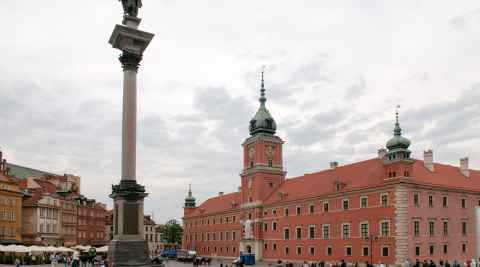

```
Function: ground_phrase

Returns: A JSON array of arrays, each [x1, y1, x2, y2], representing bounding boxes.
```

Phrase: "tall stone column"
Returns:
[[107, 2, 154, 267]]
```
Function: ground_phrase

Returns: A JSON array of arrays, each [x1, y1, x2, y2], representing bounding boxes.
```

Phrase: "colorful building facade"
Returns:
[[76, 196, 107, 246], [0, 152, 23, 244], [182, 78, 480, 265]]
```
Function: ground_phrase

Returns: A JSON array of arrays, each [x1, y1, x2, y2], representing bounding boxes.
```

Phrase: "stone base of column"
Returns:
[[109, 239, 150, 267]]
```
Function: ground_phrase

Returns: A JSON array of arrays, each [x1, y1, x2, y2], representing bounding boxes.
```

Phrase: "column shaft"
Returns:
[[121, 69, 137, 181]]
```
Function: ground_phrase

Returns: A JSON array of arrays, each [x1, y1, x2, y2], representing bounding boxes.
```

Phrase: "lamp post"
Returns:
[[365, 234, 378, 265]]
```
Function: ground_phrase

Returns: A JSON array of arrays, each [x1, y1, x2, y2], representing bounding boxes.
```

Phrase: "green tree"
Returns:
[[161, 219, 183, 247]]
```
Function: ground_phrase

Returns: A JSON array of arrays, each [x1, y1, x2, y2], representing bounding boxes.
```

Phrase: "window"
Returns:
[[414, 221, 420, 237], [462, 244, 466, 254], [429, 245, 434, 256], [345, 246, 352, 256], [342, 223, 350, 239], [323, 224, 330, 239], [268, 159, 273, 167], [272, 209, 277, 216], [428, 195, 433, 207], [382, 246, 389, 257], [343, 199, 349, 210], [362, 246, 369, 256], [284, 228, 290, 240], [443, 196, 448, 208], [381, 221, 390, 237], [296, 206, 301, 215], [232, 231, 236, 240], [296, 246, 302, 255], [273, 243, 277, 250], [284, 208, 289, 217], [264, 223, 267, 231], [443, 244, 448, 254], [309, 225, 315, 239], [309, 204, 315, 214], [443, 221, 449, 236], [285, 246, 289, 255], [429, 221, 435, 236], [296, 226, 302, 239], [264, 244, 267, 251], [309, 246, 315, 256], [323, 202, 329, 212], [381, 194, 388, 207], [462, 221, 467, 236], [272, 221, 277, 231], [461, 198, 466, 209], [326, 246, 332, 256], [360, 222, 369, 239], [414, 193, 419, 207], [360, 196, 368, 208], [415, 246, 420, 257]]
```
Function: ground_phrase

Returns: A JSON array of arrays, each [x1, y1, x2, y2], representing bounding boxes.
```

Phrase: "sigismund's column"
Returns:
[[108, 1, 154, 266]]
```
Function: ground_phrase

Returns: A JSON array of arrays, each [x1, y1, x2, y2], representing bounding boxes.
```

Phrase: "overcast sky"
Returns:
[[1, 0, 480, 223]]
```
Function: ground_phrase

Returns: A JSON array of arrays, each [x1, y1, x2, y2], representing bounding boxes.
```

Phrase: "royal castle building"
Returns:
[[182, 76, 480, 265]]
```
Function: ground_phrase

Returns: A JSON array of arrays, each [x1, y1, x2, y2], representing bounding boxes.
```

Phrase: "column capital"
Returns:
[[110, 180, 148, 201], [119, 51, 143, 71]]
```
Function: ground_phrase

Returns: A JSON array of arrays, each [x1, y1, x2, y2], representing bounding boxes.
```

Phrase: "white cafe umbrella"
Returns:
[[14, 245, 30, 253], [96, 246, 108, 253]]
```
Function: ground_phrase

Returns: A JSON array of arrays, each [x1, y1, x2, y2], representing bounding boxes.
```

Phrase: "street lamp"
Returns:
[[364, 235, 378, 265]]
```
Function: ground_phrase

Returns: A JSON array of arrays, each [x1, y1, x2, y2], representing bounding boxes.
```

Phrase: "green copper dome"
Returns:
[[386, 112, 411, 150], [249, 71, 277, 136], [184, 185, 196, 208]]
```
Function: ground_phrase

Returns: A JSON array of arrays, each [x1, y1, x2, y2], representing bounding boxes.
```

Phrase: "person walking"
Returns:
[[340, 260, 347, 267], [15, 258, 21, 267], [430, 260, 437, 267]]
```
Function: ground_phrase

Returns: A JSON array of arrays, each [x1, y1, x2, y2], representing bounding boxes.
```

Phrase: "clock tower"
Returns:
[[239, 70, 286, 259]]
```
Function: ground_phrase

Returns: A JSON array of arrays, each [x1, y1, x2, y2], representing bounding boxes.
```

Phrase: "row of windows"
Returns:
[[0, 209, 16, 222], [265, 194, 390, 218], [39, 223, 57, 233], [0, 196, 17, 206], [282, 221, 390, 240], [414, 243, 468, 257], [78, 231, 104, 239], [413, 193, 478, 209], [413, 220, 468, 237], [197, 245, 238, 254], [185, 215, 237, 228], [184, 231, 239, 242], [0, 227, 18, 238], [78, 219, 103, 226], [39, 208, 59, 219], [268, 244, 389, 258]]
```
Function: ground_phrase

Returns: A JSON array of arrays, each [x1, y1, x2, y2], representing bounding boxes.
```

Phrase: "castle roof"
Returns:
[[187, 191, 240, 217]]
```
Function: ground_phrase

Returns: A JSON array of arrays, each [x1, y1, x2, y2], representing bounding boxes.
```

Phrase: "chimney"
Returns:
[[423, 150, 434, 172], [460, 157, 470, 177], [218, 192, 224, 196], [330, 161, 339, 170], [378, 148, 387, 159]]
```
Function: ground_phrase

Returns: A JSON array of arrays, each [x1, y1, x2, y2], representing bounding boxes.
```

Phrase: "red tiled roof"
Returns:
[[264, 158, 480, 205], [264, 158, 385, 205], [190, 157, 480, 214], [188, 192, 240, 217], [409, 159, 480, 190]]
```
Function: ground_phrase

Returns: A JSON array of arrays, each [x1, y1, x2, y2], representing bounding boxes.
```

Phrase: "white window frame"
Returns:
[[360, 196, 368, 208]]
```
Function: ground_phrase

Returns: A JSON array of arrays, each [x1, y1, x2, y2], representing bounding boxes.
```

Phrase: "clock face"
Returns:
[[266, 145, 275, 158], [248, 146, 255, 159]]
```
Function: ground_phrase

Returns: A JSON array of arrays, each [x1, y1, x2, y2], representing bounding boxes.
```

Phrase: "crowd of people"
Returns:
[[10, 251, 108, 267]]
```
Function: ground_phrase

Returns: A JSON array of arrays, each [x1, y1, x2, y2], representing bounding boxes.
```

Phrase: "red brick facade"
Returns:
[[182, 89, 480, 265]]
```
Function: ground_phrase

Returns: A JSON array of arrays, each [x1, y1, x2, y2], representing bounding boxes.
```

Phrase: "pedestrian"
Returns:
[[15, 258, 21, 267], [340, 260, 347, 267], [221, 261, 224, 267], [379, 261, 386, 267], [415, 259, 421, 267], [423, 260, 430, 267], [445, 261, 451, 267], [405, 259, 413, 267], [354, 262, 359, 267], [277, 260, 283, 267], [51, 254, 58, 267], [430, 260, 437, 267], [304, 261, 310, 267], [319, 261, 325, 267]]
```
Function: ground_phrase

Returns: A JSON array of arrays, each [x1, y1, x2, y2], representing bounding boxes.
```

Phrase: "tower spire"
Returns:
[[394, 105, 402, 136], [259, 66, 266, 106]]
